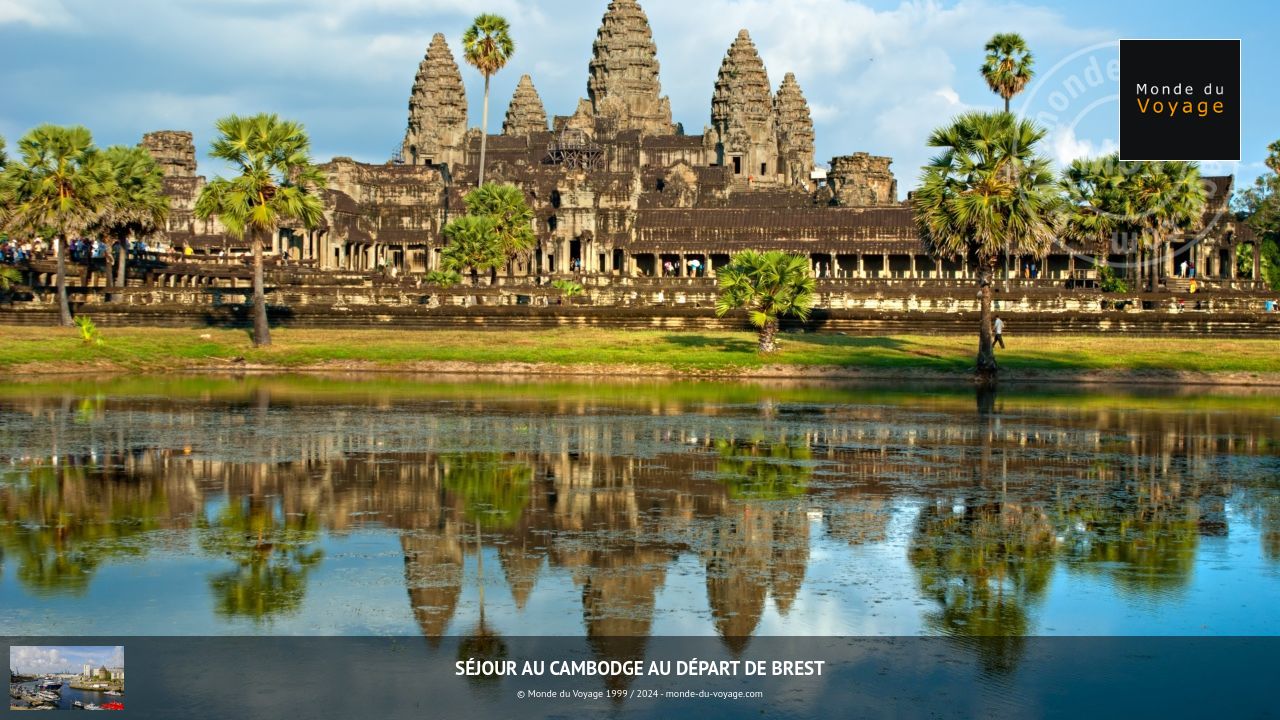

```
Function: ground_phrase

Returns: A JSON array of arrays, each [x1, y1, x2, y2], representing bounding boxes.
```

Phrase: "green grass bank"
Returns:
[[1, 325, 1277, 385]]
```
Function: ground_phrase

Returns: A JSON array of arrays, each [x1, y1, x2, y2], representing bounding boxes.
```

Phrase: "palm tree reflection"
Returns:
[[198, 495, 323, 621]]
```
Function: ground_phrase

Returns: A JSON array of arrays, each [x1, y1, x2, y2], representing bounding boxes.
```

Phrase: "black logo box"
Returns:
[[1119, 39, 1240, 161]]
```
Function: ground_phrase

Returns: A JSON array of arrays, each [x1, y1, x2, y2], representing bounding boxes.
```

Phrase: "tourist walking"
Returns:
[[993, 316, 1006, 349]]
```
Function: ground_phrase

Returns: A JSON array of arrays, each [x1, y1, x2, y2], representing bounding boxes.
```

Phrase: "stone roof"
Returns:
[[587, 0, 674, 135], [641, 135, 705, 150], [632, 207, 923, 253], [1202, 175, 1232, 207], [502, 75, 549, 136]]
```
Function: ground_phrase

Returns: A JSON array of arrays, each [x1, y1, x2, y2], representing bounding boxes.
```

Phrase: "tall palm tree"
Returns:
[[463, 183, 535, 275], [93, 145, 169, 301], [441, 214, 504, 285], [714, 250, 816, 353], [981, 33, 1035, 113], [0, 125, 114, 326], [1131, 161, 1205, 289], [194, 114, 327, 347], [913, 111, 1059, 381], [462, 14, 515, 186]]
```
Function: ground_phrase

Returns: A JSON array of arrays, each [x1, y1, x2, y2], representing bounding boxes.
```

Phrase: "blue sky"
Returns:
[[1, 0, 1275, 197], [10, 646, 124, 674]]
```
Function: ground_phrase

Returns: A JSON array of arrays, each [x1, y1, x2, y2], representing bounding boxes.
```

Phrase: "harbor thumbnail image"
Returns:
[[9, 646, 124, 711]]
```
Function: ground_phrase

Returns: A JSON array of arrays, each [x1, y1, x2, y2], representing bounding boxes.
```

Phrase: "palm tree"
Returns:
[[714, 250, 816, 353], [194, 114, 327, 347], [0, 125, 114, 326], [462, 14, 515, 185], [1130, 161, 1205, 290], [0, 266, 22, 300], [0, 134, 10, 232], [441, 214, 504, 285], [93, 145, 169, 301], [913, 112, 1059, 381], [1059, 156, 1130, 267], [463, 183, 535, 276], [981, 33, 1035, 113]]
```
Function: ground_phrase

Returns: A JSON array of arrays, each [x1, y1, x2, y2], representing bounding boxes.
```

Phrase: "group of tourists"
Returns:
[[0, 237, 41, 264], [0, 235, 187, 267], [660, 259, 706, 277], [1179, 260, 1199, 279]]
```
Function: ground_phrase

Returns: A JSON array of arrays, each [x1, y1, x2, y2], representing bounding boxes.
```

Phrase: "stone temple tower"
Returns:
[[402, 33, 469, 169], [502, 75, 549, 136], [707, 30, 779, 181], [774, 73, 816, 189], [587, 0, 675, 135]]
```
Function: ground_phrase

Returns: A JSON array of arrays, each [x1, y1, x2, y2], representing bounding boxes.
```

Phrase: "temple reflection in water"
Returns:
[[1, 378, 1278, 666]]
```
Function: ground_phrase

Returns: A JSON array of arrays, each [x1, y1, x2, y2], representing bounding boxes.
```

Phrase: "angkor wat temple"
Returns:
[[5, 0, 1272, 334], [137, 0, 1261, 289]]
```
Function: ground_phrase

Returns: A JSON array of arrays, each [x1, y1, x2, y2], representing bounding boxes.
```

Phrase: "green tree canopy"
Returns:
[[463, 183, 536, 261], [715, 250, 816, 354], [92, 145, 170, 297], [95, 145, 169, 244], [194, 113, 327, 347], [0, 124, 115, 326], [1232, 140, 1280, 289], [980, 33, 1035, 113], [1059, 155, 1132, 262], [441, 214, 504, 284], [913, 111, 1058, 379], [1129, 160, 1205, 287]]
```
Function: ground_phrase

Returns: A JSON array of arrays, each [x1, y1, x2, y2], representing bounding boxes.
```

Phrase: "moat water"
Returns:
[[1, 376, 1277, 639]]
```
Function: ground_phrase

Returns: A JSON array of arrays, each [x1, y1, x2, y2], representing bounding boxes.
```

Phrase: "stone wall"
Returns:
[[828, 153, 899, 207]]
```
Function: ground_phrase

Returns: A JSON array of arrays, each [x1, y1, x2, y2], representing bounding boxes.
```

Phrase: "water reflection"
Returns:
[[1, 377, 1278, 659], [198, 495, 324, 622]]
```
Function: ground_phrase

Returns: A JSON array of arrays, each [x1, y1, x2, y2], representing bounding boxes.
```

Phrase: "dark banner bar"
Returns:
[[7, 637, 1278, 719]]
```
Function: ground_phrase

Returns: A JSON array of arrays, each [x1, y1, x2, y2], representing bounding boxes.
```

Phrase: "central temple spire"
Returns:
[[708, 29, 778, 180], [587, 0, 674, 135], [402, 33, 468, 169]]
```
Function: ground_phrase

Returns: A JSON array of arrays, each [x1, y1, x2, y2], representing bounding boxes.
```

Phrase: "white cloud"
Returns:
[[9, 646, 124, 675], [10, 646, 69, 674], [639, 0, 1113, 195], [1049, 125, 1118, 165], [0, 0, 1120, 198], [809, 102, 838, 123], [0, 0, 70, 26]]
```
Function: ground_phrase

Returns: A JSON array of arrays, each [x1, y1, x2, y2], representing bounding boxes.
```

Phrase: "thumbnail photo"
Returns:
[[9, 646, 124, 711]]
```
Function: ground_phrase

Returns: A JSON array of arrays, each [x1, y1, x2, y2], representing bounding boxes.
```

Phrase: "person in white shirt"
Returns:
[[993, 316, 1006, 349]]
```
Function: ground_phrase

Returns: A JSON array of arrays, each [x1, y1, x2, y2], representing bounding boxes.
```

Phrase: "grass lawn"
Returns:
[[0, 325, 1276, 375]]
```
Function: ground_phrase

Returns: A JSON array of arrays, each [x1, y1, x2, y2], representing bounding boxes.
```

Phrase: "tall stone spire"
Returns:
[[502, 74, 549, 136], [402, 33, 469, 169], [587, 0, 674, 135], [774, 72, 815, 188], [707, 30, 778, 180]]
